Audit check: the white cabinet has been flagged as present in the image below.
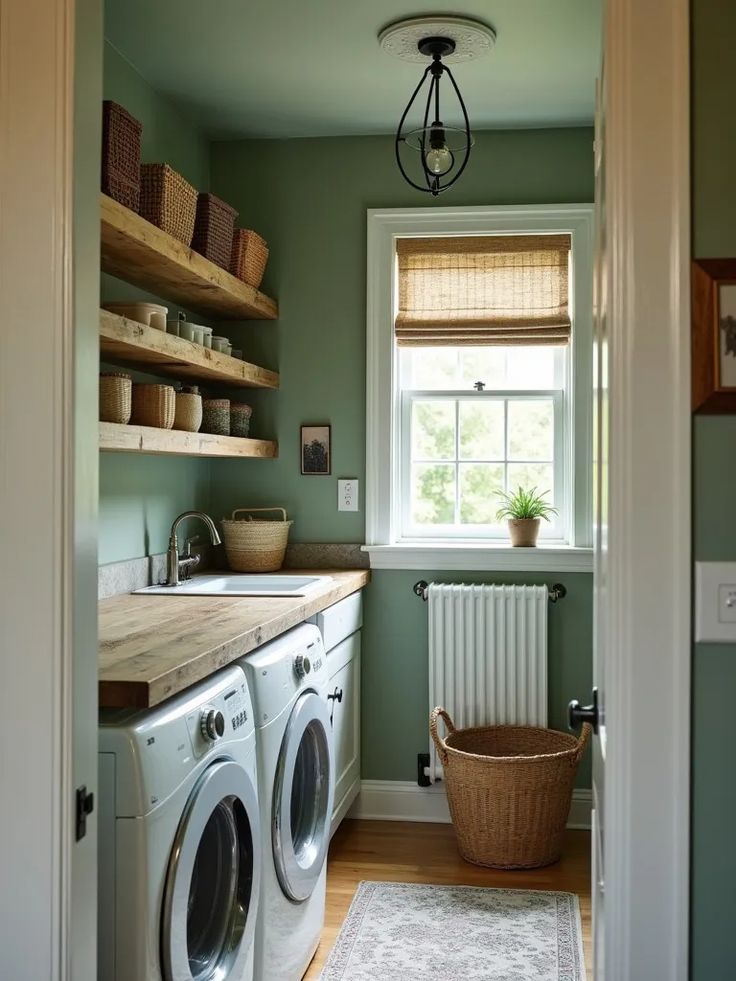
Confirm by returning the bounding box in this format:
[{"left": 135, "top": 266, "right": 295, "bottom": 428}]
[{"left": 309, "top": 591, "right": 362, "bottom": 837}]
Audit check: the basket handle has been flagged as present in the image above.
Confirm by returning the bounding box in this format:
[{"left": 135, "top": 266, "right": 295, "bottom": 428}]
[
  {"left": 573, "top": 722, "right": 593, "bottom": 764},
  {"left": 231, "top": 507, "right": 288, "bottom": 522},
  {"left": 429, "top": 707, "right": 456, "bottom": 767}
]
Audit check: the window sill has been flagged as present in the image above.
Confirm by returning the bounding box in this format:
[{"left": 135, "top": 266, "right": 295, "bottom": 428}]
[{"left": 362, "top": 543, "right": 594, "bottom": 573}]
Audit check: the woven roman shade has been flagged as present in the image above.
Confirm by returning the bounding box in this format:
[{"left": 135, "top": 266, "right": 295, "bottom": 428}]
[{"left": 395, "top": 234, "right": 572, "bottom": 346}]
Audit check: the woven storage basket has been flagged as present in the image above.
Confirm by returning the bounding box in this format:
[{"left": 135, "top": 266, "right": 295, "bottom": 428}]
[
  {"left": 99, "top": 372, "right": 132, "bottom": 424},
  {"left": 173, "top": 391, "right": 202, "bottom": 433},
  {"left": 192, "top": 193, "right": 238, "bottom": 269},
  {"left": 230, "top": 229, "right": 269, "bottom": 288},
  {"left": 131, "top": 384, "right": 175, "bottom": 430},
  {"left": 101, "top": 101, "right": 142, "bottom": 211},
  {"left": 221, "top": 508, "right": 292, "bottom": 572},
  {"left": 430, "top": 707, "right": 591, "bottom": 870},
  {"left": 139, "top": 164, "right": 197, "bottom": 245}
]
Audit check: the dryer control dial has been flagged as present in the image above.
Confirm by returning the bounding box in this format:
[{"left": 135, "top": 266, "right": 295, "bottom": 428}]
[
  {"left": 200, "top": 708, "right": 225, "bottom": 742},
  {"left": 294, "top": 654, "right": 311, "bottom": 679}
]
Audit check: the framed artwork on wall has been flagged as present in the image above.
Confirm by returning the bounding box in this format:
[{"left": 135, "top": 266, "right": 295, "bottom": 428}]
[
  {"left": 692, "top": 258, "right": 736, "bottom": 412},
  {"left": 301, "top": 424, "right": 331, "bottom": 475}
]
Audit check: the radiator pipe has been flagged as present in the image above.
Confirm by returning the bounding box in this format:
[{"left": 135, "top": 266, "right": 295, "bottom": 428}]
[{"left": 413, "top": 580, "right": 567, "bottom": 603}]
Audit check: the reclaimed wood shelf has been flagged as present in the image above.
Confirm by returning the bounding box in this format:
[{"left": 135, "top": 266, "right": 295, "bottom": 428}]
[
  {"left": 100, "top": 193, "right": 278, "bottom": 321},
  {"left": 99, "top": 309, "right": 279, "bottom": 389},
  {"left": 99, "top": 422, "right": 278, "bottom": 459}
]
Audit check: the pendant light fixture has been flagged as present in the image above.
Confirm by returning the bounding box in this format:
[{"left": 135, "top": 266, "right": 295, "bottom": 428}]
[{"left": 379, "top": 16, "right": 496, "bottom": 197}]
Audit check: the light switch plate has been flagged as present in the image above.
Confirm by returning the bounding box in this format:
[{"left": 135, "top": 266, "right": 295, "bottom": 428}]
[
  {"left": 338, "top": 479, "right": 359, "bottom": 512},
  {"left": 695, "top": 562, "right": 736, "bottom": 642}
]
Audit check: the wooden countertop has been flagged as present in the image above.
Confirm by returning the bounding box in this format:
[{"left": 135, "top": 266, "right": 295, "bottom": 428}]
[{"left": 98, "top": 569, "right": 370, "bottom": 709}]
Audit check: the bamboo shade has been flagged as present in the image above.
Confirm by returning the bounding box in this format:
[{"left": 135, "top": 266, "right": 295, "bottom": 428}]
[{"left": 395, "top": 234, "right": 572, "bottom": 346}]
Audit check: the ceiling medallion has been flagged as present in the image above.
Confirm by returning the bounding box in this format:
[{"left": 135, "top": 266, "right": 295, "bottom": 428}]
[{"left": 378, "top": 16, "right": 496, "bottom": 197}]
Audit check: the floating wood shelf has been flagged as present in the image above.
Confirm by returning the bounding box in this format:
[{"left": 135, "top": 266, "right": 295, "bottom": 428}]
[
  {"left": 99, "top": 309, "right": 279, "bottom": 389},
  {"left": 100, "top": 194, "right": 278, "bottom": 321},
  {"left": 99, "top": 422, "right": 278, "bottom": 459}
]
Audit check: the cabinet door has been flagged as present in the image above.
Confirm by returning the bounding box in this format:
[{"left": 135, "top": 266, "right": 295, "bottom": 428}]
[{"left": 327, "top": 633, "right": 361, "bottom": 836}]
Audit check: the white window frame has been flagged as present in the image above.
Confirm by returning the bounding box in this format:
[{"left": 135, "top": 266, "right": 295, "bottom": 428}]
[{"left": 364, "top": 203, "right": 594, "bottom": 572}]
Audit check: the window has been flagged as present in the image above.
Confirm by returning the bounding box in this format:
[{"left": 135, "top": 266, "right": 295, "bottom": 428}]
[{"left": 365, "top": 205, "right": 594, "bottom": 571}]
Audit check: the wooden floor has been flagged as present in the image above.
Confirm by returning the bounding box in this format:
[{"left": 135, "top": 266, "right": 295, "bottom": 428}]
[{"left": 304, "top": 819, "right": 591, "bottom": 979}]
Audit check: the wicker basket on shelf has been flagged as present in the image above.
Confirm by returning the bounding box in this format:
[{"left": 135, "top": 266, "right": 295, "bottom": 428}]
[
  {"left": 221, "top": 508, "right": 292, "bottom": 572},
  {"left": 101, "top": 101, "right": 142, "bottom": 211},
  {"left": 139, "top": 164, "right": 197, "bottom": 245},
  {"left": 192, "top": 193, "right": 238, "bottom": 269},
  {"left": 430, "top": 707, "right": 591, "bottom": 870},
  {"left": 173, "top": 389, "right": 202, "bottom": 433},
  {"left": 131, "top": 383, "right": 176, "bottom": 429},
  {"left": 99, "top": 372, "right": 132, "bottom": 424},
  {"left": 230, "top": 229, "right": 269, "bottom": 288}
]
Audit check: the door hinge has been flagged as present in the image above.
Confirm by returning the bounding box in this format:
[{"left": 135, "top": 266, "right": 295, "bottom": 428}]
[
  {"left": 417, "top": 752, "right": 431, "bottom": 787},
  {"left": 76, "top": 785, "right": 94, "bottom": 841}
]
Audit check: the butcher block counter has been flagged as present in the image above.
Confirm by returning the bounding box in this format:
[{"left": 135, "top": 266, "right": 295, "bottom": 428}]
[{"left": 98, "top": 569, "right": 369, "bottom": 709}]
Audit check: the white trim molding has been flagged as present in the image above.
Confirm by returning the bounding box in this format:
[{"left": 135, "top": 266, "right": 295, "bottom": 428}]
[
  {"left": 366, "top": 204, "right": 594, "bottom": 561},
  {"left": 363, "top": 543, "right": 593, "bottom": 573},
  {"left": 350, "top": 780, "right": 592, "bottom": 830}
]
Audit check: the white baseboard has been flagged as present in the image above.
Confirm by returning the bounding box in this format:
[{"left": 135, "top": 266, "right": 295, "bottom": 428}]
[{"left": 349, "top": 780, "right": 592, "bottom": 830}]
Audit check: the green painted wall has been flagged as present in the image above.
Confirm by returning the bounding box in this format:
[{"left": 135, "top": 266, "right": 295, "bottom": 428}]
[
  {"left": 690, "top": 4, "right": 736, "bottom": 978},
  {"left": 99, "top": 42, "right": 212, "bottom": 564},
  {"left": 207, "top": 130, "right": 595, "bottom": 783}
]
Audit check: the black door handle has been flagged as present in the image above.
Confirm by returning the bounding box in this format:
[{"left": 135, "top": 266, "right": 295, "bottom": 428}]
[
  {"left": 328, "top": 687, "right": 343, "bottom": 726},
  {"left": 568, "top": 687, "right": 600, "bottom": 733}
]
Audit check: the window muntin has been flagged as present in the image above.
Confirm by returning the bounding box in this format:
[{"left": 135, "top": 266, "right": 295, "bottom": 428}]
[{"left": 399, "top": 345, "right": 567, "bottom": 541}]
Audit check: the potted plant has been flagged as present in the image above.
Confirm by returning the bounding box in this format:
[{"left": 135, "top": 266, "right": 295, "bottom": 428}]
[{"left": 496, "top": 486, "right": 558, "bottom": 547}]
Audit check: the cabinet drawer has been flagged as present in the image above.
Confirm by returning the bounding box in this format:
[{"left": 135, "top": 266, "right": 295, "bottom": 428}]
[{"left": 312, "top": 591, "right": 363, "bottom": 652}]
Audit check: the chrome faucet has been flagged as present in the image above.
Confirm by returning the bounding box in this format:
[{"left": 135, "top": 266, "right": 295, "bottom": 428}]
[{"left": 166, "top": 511, "right": 222, "bottom": 586}]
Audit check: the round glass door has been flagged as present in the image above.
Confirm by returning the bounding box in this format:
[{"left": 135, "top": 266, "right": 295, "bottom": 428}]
[
  {"left": 162, "top": 759, "right": 261, "bottom": 981},
  {"left": 272, "top": 690, "right": 334, "bottom": 902}
]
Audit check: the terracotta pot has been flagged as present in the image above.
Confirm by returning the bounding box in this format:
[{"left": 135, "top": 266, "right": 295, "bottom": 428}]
[{"left": 508, "top": 518, "right": 541, "bottom": 547}]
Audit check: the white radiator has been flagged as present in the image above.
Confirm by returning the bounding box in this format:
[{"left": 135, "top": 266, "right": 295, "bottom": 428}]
[{"left": 427, "top": 583, "right": 549, "bottom": 781}]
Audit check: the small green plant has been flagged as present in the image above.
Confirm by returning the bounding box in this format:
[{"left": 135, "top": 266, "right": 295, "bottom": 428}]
[{"left": 496, "top": 486, "right": 558, "bottom": 522}]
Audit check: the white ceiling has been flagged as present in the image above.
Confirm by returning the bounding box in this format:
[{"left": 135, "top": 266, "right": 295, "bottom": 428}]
[{"left": 104, "top": 0, "right": 602, "bottom": 139}]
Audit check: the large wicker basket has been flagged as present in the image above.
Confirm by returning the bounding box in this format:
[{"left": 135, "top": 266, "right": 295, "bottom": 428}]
[
  {"left": 192, "top": 193, "right": 238, "bottom": 269},
  {"left": 221, "top": 508, "right": 292, "bottom": 572},
  {"left": 139, "top": 163, "right": 197, "bottom": 245},
  {"left": 101, "top": 101, "right": 142, "bottom": 211},
  {"left": 230, "top": 229, "right": 269, "bottom": 288},
  {"left": 430, "top": 707, "right": 591, "bottom": 870}
]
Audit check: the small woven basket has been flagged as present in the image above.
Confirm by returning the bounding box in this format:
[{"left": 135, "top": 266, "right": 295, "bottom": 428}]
[
  {"left": 192, "top": 193, "right": 238, "bottom": 269},
  {"left": 131, "top": 383, "right": 175, "bottom": 430},
  {"left": 99, "top": 372, "right": 132, "bottom": 424},
  {"left": 201, "top": 398, "right": 231, "bottom": 436},
  {"left": 230, "top": 229, "right": 269, "bottom": 288},
  {"left": 230, "top": 402, "right": 253, "bottom": 438},
  {"left": 101, "top": 101, "right": 142, "bottom": 211},
  {"left": 430, "top": 707, "right": 591, "bottom": 870},
  {"left": 139, "top": 164, "right": 197, "bottom": 245},
  {"left": 221, "top": 508, "right": 292, "bottom": 572},
  {"left": 173, "top": 391, "right": 202, "bottom": 433}
]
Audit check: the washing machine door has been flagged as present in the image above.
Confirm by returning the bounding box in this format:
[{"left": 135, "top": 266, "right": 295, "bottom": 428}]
[
  {"left": 161, "top": 758, "right": 261, "bottom": 981},
  {"left": 272, "top": 689, "right": 334, "bottom": 902}
]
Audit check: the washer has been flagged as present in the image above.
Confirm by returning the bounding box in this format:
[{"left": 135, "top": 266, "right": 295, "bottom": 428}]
[
  {"left": 238, "top": 623, "right": 334, "bottom": 981},
  {"left": 97, "top": 664, "right": 261, "bottom": 981}
]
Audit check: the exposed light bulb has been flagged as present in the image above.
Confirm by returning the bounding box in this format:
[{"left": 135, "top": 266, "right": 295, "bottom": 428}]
[{"left": 425, "top": 145, "right": 453, "bottom": 175}]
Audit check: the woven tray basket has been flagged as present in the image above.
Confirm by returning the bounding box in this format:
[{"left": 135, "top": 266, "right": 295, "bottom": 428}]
[
  {"left": 230, "top": 229, "right": 269, "bottom": 288},
  {"left": 430, "top": 707, "right": 591, "bottom": 870},
  {"left": 131, "top": 383, "right": 175, "bottom": 430},
  {"left": 192, "top": 193, "right": 238, "bottom": 269},
  {"left": 101, "top": 101, "right": 142, "bottom": 211},
  {"left": 139, "top": 164, "right": 197, "bottom": 245},
  {"left": 99, "top": 372, "right": 132, "bottom": 424},
  {"left": 221, "top": 508, "right": 292, "bottom": 572}
]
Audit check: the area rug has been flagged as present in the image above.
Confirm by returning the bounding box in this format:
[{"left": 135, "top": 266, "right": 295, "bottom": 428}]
[{"left": 319, "top": 881, "right": 586, "bottom": 981}]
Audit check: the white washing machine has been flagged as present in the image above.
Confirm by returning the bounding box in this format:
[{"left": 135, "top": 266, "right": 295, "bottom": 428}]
[
  {"left": 238, "top": 623, "right": 334, "bottom": 981},
  {"left": 98, "top": 664, "right": 261, "bottom": 981}
]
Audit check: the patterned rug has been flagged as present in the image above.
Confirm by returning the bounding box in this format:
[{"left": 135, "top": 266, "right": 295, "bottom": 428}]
[{"left": 319, "top": 881, "right": 586, "bottom": 981}]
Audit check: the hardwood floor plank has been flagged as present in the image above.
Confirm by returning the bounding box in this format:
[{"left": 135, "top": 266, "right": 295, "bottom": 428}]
[{"left": 304, "top": 819, "right": 591, "bottom": 979}]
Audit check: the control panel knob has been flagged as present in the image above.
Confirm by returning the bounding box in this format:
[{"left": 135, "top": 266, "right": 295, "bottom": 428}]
[
  {"left": 294, "top": 654, "right": 311, "bottom": 679},
  {"left": 200, "top": 708, "right": 225, "bottom": 742}
]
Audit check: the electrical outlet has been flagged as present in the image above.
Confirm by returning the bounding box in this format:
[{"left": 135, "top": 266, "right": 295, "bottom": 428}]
[{"left": 338, "top": 479, "right": 359, "bottom": 512}]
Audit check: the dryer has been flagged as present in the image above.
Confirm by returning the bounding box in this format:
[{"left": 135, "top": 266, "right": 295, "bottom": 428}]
[
  {"left": 238, "top": 623, "right": 334, "bottom": 981},
  {"left": 98, "top": 664, "right": 261, "bottom": 981}
]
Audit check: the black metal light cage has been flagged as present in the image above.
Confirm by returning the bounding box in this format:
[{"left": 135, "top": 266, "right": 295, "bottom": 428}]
[{"left": 395, "top": 37, "right": 472, "bottom": 197}]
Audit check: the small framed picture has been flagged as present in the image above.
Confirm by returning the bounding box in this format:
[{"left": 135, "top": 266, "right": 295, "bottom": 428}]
[
  {"left": 301, "top": 424, "right": 331, "bottom": 475},
  {"left": 693, "top": 259, "right": 736, "bottom": 412}
]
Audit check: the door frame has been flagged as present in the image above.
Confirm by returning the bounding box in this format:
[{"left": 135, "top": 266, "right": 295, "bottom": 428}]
[{"left": 603, "top": 0, "right": 690, "bottom": 977}]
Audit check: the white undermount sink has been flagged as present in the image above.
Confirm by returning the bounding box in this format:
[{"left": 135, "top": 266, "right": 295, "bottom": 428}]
[{"left": 134, "top": 574, "right": 332, "bottom": 598}]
